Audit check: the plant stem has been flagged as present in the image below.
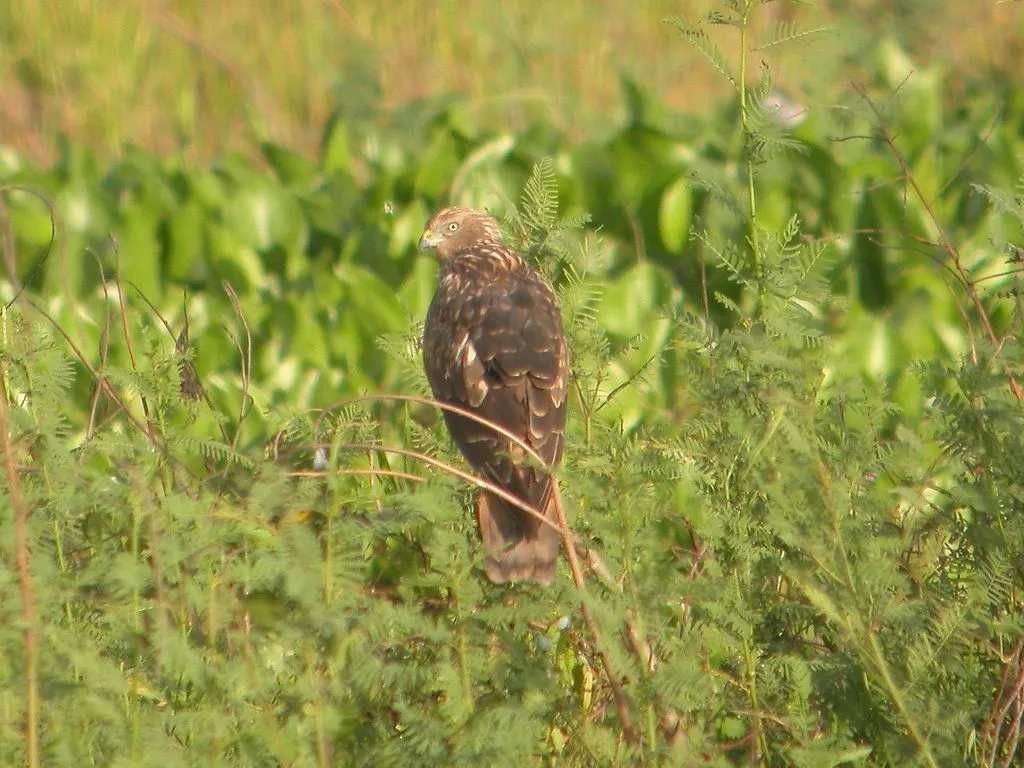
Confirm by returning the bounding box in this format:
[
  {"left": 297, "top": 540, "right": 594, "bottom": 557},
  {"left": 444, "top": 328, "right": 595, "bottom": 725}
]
[
  {"left": 0, "top": 368, "right": 40, "bottom": 768},
  {"left": 550, "top": 482, "right": 638, "bottom": 744},
  {"left": 744, "top": 639, "right": 769, "bottom": 766},
  {"left": 454, "top": 594, "right": 475, "bottom": 717},
  {"left": 739, "top": 3, "right": 759, "bottom": 270},
  {"left": 866, "top": 633, "right": 940, "bottom": 768},
  {"left": 853, "top": 82, "right": 1023, "bottom": 399},
  {"left": 820, "top": 461, "right": 940, "bottom": 768}
]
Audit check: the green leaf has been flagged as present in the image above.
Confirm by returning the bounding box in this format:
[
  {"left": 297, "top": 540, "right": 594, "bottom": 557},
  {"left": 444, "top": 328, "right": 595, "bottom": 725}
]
[
  {"left": 831, "top": 746, "right": 873, "bottom": 765},
  {"left": 322, "top": 117, "right": 353, "bottom": 175},
  {"left": 166, "top": 198, "right": 205, "bottom": 282},
  {"left": 659, "top": 176, "right": 693, "bottom": 252},
  {"left": 666, "top": 19, "right": 736, "bottom": 89},
  {"left": 415, "top": 128, "right": 460, "bottom": 198},
  {"left": 755, "top": 22, "right": 831, "bottom": 51},
  {"left": 224, "top": 183, "right": 307, "bottom": 253},
  {"left": 599, "top": 262, "right": 673, "bottom": 337},
  {"left": 852, "top": 190, "right": 891, "bottom": 310},
  {"left": 117, "top": 200, "right": 162, "bottom": 303},
  {"left": 719, "top": 716, "right": 746, "bottom": 740},
  {"left": 7, "top": 187, "right": 58, "bottom": 247},
  {"left": 262, "top": 142, "right": 317, "bottom": 186},
  {"left": 520, "top": 156, "right": 559, "bottom": 233},
  {"left": 208, "top": 223, "right": 266, "bottom": 293},
  {"left": 389, "top": 200, "right": 429, "bottom": 260}
]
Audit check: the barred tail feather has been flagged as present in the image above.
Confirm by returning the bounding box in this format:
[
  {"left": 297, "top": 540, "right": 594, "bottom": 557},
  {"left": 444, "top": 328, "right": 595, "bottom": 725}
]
[{"left": 475, "top": 490, "right": 560, "bottom": 585}]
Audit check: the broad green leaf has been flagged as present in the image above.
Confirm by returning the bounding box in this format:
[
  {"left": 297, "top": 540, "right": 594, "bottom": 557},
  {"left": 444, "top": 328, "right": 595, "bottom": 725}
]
[
  {"left": 224, "top": 183, "right": 307, "bottom": 254},
  {"left": 208, "top": 223, "right": 266, "bottom": 294},
  {"left": 599, "top": 261, "right": 674, "bottom": 336},
  {"left": 322, "top": 117, "right": 353, "bottom": 174},
  {"left": 166, "top": 198, "right": 205, "bottom": 282},
  {"left": 414, "top": 128, "right": 460, "bottom": 198},
  {"left": 389, "top": 200, "right": 429, "bottom": 260},
  {"left": 262, "top": 142, "right": 317, "bottom": 186},
  {"left": 658, "top": 176, "right": 692, "bottom": 253},
  {"left": 116, "top": 200, "right": 162, "bottom": 303}
]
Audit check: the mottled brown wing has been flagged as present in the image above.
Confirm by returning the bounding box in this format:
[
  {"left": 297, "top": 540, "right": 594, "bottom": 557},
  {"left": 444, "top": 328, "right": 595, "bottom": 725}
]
[{"left": 424, "top": 266, "right": 568, "bottom": 532}]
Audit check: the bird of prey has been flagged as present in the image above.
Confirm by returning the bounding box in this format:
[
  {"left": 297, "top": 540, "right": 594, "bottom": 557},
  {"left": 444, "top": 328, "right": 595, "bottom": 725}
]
[{"left": 419, "top": 206, "right": 568, "bottom": 585}]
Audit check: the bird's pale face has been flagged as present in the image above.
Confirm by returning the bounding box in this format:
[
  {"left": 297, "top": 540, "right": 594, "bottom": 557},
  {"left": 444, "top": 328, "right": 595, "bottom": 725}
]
[{"left": 419, "top": 207, "right": 502, "bottom": 259}]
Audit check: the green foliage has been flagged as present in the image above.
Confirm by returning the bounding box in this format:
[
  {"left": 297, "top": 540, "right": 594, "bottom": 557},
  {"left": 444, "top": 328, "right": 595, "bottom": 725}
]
[{"left": 2, "top": 3, "right": 1024, "bottom": 766}]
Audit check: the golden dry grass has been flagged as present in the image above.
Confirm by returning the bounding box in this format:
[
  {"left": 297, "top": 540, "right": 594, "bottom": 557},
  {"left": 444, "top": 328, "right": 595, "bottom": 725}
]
[{"left": 1, "top": 0, "right": 1021, "bottom": 163}]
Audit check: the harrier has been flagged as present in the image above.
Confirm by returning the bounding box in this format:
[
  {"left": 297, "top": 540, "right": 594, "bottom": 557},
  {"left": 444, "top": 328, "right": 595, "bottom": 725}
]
[{"left": 419, "top": 207, "right": 568, "bottom": 585}]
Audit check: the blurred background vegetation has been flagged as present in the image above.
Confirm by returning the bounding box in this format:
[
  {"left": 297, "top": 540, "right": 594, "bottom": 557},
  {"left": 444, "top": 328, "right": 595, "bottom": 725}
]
[
  {"left": 1, "top": 0, "right": 1023, "bottom": 428},
  {"left": 1, "top": 1, "right": 1021, "bottom": 163}
]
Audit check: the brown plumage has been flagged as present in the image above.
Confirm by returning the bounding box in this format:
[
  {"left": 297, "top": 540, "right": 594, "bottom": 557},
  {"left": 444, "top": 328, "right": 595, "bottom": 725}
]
[{"left": 419, "top": 206, "right": 568, "bottom": 585}]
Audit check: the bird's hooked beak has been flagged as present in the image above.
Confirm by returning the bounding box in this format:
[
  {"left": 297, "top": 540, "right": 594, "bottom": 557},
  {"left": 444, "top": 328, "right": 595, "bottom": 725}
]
[{"left": 418, "top": 229, "right": 443, "bottom": 251}]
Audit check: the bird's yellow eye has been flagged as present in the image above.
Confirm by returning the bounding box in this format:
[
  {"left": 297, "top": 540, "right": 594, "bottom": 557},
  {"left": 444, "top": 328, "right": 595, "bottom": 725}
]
[{"left": 447, "top": 222, "right": 459, "bottom": 232}]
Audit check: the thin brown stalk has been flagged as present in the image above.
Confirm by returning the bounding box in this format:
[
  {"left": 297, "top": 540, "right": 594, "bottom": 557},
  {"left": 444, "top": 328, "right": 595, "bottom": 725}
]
[
  {"left": 975, "top": 268, "right": 1024, "bottom": 284},
  {"left": 550, "top": 482, "right": 638, "bottom": 743},
  {"left": 113, "top": 243, "right": 155, "bottom": 428},
  {"left": 223, "top": 282, "right": 253, "bottom": 450},
  {"left": 147, "top": 496, "right": 169, "bottom": 669},
  {"left": 312, "top": 393, "right": 549, "bottom": 469},
  {"left": 624, "top": 612, "right": 684, "bottom": 744},
  {"left": 24, "top": 299, "right": 195, "bottom": 477},
  {"left": 317, "top": 393, "right": 682, "bottom": 745},
  {"left": 853, "top": 83, "right": 1021, "bottom": 399},
  {"left": 128, "top": 284, "right": 230, "bottom": 443},
  {"left": 938, "top": 103, "right": 1003, "bottom": 195},
  {"left": 697, "top": 236, "right": 710, "bottom": 327},
  {"left": 0, "top": 196, "right": 19, "bottom": 292},
  {"left": 320, "top": 421, "right": 645, "bottom": 742},
  {"left": 122, "top": 282, "right": 174, "bottom": 338},
  {"left": 329, "top": 442, "right": 561, "bottom": 534},
  {"left": 86, "top": 250, "right": 113, "bottom": 438},
  {"left": 289, "top": 467, "right": 426, "bottom": 484},
  {"left": 1, "top": 186, "right": 56, "bottom": 312},
  {"left": 626, "top": 208, "right": 647, "bottom": 263},
  {"left": 0, "top": 367, "right": 40, "bottom": 768},
  {"left": 1002, "top": 692, "right": 1024, "bottom": 768},
  {"left": 847, "top": 99, "right": 967, "bottom": 301},
  {"left": 596, "top": 354, "right": 657, "bottom": 413},
  {"left": 307, "top": 400, "right": 611, "bottom": 572},
  {"left": 984, "top": 640, "right": 1024, "bottom": 768}
]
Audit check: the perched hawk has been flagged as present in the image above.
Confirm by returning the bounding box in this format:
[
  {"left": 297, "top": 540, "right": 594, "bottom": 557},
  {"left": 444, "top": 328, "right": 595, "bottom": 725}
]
[{"left": 419, "top": 207, "right": 569, "bottom": 585}]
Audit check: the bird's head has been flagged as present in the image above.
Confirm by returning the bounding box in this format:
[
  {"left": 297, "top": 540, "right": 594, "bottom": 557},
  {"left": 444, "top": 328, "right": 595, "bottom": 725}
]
[{"left": 419, "top": 206, "right": 503, "bottom": 259}]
